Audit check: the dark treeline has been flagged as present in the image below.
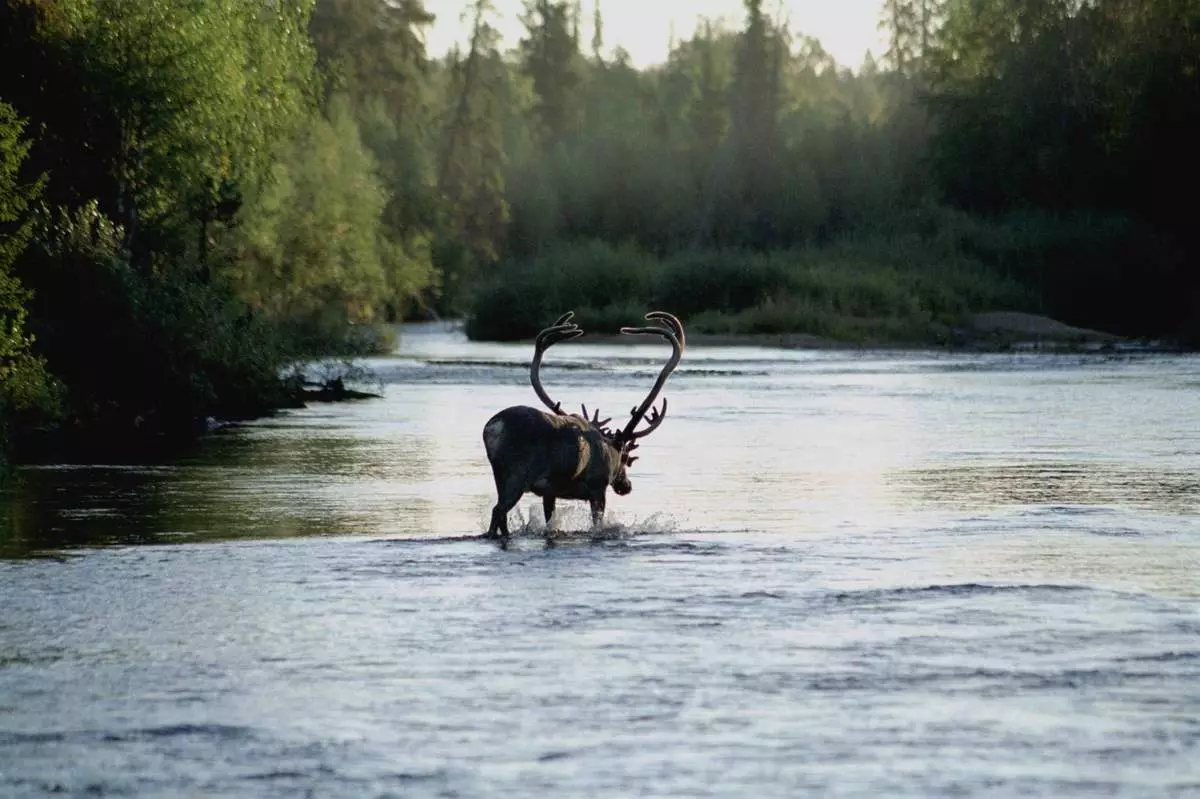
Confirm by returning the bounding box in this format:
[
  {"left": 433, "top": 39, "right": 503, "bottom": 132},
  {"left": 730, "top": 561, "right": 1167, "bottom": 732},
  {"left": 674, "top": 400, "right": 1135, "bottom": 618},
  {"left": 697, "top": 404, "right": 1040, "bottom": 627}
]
[
  {"left": 457, "top": 0, "right": 1199, "bottom": 341},
  {"left": 1, "top": 0, "right": 1197, "bottom": 462}
]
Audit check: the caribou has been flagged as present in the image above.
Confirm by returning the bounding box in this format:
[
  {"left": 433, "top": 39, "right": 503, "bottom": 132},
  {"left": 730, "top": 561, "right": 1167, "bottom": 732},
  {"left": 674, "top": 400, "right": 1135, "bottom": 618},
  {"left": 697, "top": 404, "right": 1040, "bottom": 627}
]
[{"left": 481, "top": 311, "right": 685, "bottom": 538}]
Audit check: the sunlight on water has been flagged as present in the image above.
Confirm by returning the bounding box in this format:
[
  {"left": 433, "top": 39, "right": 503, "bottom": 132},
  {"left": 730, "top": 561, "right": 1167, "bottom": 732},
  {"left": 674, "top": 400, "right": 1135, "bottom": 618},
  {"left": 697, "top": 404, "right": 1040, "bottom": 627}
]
[
  {"left": 4, "top": 322, "right": 1199, "bottom": 583},
  {"left": 2, "top": 322, "right": 1198, "bottom": 798}
]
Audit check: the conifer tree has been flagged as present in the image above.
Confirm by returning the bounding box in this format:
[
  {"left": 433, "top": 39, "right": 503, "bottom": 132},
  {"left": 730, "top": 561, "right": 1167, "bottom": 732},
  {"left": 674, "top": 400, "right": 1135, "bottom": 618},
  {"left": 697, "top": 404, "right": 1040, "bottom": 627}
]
[{"left": 519, "top": 1, "right": 583, "bottom": 147}]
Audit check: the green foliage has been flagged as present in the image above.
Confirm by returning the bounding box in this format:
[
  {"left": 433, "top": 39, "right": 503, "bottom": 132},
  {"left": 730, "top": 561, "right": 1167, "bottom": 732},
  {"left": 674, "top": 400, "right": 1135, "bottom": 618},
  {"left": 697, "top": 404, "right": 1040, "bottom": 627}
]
[
  {"left": 880, "top": 0, "right": 944, "bottom": 77},
  {"left": 0, "top": 0, "right": 334, "bottom": 461},
  {"left": 309, "top": 0, "right": 440, "bottom": 280},
  {"left": 3, "top": 0, "right": 1199, "bottom": 466},
  {"left": 653, "top": 251, "right": 796, "bottom": 317},
  {"left": 227, "top": 95, "right": 432, "bottom": 331},
  {"left": 465, "top": 241, "right": 657, "bottom": 339},
  {"left": 466, "top": 237, "right": 1034, "bottom": 343},
  {"left": 465, "top": 0, "right": 1199, "bottom": 343},
  {"left": 0, "top": 104, "right": 38, "bottom": 363},
  {"left": 0, "top": 102, "right": 55, "bottom": 457},
  {"left": 926, "top": 0, "right": 1200, "bottom": 225},
  {"left": 20, "top": 202, "right": 290, "bottom": 450},
  {"left": 0, "top": 103, "right": 42, "bottom": 266},
  {"left": 434, "top": 1, "right": 513, "bottom": 313},
  {"left": 942, "top": 209, "right": 1187, "bottom": 337},
  {"left": 519, "top": 1, "right": 584, "bottom": 146},
  {"left": 498, "top": 10, "right": 924, "bottom": 256},
  {"left": 310, "top": 0, "right": 434, "bottom": 112},
  {"left": 11, "top": 0, "right": 318, "bottom": 251}
]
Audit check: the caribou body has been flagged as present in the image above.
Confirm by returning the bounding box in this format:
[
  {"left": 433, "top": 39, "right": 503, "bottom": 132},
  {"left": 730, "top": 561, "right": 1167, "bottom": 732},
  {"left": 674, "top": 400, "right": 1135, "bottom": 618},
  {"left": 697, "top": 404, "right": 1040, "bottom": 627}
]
[{"left": 482, "top": 311, "right": 685, "bottom": 537}]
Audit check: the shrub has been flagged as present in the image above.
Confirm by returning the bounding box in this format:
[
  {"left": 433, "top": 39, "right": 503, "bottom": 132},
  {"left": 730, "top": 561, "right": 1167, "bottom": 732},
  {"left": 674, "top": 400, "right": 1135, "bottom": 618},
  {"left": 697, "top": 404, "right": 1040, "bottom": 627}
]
[
  {"left": 651, "top": 250, "right": 795, "bottom": 317},
  {"left": 1, "top": 101, "right": 54, "bottom": 463},
  {"left": 13, "top": 203, "right": 292, "bottom": 456},
  {"left": 467, "top": 216, "right": 1146, "bottom": 346},
  {"left": 465, "top": 241, "right": 658, "bottom": 339}
]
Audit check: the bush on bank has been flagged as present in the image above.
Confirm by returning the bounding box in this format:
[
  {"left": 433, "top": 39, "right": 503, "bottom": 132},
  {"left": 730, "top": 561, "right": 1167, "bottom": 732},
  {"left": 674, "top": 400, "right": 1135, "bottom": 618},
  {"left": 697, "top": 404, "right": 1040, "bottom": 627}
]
[
  {"left": 465, "top": 232, "right": 1032, "bottom": 344},
  {"left": 465, "top": 207, "right": 1187, "bottom": 346}
]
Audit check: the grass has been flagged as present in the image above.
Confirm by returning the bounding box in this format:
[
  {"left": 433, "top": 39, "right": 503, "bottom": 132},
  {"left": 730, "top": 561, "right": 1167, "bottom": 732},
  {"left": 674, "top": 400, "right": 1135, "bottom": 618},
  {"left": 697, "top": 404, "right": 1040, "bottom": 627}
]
[
  {"left": 466, "top": 206, "right": 1194, "bottom": 346},
  {"left": 465, "top": 224, "right": 1039, "bottom": 345}
]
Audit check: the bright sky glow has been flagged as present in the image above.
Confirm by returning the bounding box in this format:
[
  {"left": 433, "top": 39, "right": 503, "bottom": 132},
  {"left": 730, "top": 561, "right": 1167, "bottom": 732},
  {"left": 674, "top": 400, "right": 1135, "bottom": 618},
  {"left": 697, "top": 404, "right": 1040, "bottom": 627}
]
[{"left": 425, "top": 0, "right": 888, "bottom": 71}]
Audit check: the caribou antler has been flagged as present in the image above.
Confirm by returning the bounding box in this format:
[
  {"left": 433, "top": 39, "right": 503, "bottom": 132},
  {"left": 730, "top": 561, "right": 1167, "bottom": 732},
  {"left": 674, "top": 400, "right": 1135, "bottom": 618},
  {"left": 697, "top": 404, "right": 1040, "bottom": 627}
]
[
  {"left": 615, "top": 311, "right": 684, "bottom": 448},
  {"left": 530, "top": 311, "right": 582, "bottom": 415},
  {"left": 482, "top": 310, "right": 685, "bottom": 538},
  {"left": 580, "top": 403, "right": 612, "bottom": 435},
  {"left": 628, "top": 397, "right": 668, "bottom": 440},
  {"left": 645, "top": 310, "right": 686, "bottom": 349}
]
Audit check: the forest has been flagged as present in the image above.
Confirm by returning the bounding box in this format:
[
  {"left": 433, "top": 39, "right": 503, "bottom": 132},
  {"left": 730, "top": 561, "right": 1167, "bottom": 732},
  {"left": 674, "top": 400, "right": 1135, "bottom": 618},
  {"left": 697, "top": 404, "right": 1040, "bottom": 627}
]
[{"left": 1, "top": 0, "right": 1197, "bottom": 463}]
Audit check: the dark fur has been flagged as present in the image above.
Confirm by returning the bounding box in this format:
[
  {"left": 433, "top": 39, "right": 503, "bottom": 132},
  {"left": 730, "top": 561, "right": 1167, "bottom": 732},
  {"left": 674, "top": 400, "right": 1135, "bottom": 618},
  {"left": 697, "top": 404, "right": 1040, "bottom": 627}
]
[{"left": 482, "top": 405, "right": 630, "bottom": 537}]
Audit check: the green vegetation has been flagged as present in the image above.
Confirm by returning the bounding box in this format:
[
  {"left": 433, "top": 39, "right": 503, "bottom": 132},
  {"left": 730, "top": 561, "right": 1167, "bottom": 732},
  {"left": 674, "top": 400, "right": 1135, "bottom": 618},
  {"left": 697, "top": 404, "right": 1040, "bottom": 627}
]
[
  {"left": 0, "top": 101, "right": 55, "bottom": 458},
  {"left": 0, "top": 0, "right": 433, "bottom": 462},
  {"left": 1, "top": 0, "right": 1197, "bottom": 465},
  {"left": 464, "top": 0, "right": 1197, "bottom": 344},
  {"left": 466, "top": 222, "right": 1039, "bottom": 343},
  {"left": 463, "top": 231, "right": 1036, "bottom": 340},
  {"left": 467, "top": 202, "right": 1170, "bottom": 343}
]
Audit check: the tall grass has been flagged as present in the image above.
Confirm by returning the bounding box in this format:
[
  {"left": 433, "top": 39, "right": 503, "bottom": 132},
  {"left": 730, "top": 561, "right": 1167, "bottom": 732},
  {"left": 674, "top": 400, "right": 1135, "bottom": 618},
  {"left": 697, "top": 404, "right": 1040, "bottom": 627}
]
[
  {"left": 467, "top": 206, "right": 1192, "bottom": 345},
  {"left": 466, "top": 222, "right": 1038, "bottom": 344}
]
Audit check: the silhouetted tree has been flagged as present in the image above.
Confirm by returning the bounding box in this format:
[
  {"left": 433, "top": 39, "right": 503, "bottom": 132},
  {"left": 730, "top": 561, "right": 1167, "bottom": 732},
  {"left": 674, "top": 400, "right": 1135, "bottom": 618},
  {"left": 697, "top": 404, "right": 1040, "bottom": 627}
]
[
  {"left": 519, "top": 0, "right": 584, "bottom": 147},
  {"left": 434, "top": 0, "right": 512, "bottom": 309}
]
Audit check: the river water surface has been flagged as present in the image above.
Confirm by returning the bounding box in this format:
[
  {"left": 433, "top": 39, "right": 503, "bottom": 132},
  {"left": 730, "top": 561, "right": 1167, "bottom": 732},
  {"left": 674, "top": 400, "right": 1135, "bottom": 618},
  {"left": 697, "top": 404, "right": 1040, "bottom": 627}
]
[{"left": 2, "top": 322, "right": 1198, "bottom": 797}]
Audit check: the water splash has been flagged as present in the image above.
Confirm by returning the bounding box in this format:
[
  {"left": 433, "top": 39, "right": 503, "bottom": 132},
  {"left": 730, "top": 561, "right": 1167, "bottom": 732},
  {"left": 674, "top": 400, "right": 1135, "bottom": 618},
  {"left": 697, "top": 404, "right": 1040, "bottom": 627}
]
[{"left": 473, "top": 502, "right": 683, "bottom": 543}]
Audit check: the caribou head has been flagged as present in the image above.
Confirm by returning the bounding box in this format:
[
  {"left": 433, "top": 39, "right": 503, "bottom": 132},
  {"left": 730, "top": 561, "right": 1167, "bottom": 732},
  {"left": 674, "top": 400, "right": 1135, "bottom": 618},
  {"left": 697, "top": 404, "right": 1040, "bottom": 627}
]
[{"left": 481, "top": 311, "right": 685, "bottom": 538}]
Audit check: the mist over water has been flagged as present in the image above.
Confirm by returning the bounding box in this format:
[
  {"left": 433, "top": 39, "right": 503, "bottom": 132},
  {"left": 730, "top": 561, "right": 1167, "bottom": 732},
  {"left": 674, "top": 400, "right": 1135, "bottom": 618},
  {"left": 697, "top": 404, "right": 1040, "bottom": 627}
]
[{"left": 2, "top": 322, "right": 1198, "bottom": 797}]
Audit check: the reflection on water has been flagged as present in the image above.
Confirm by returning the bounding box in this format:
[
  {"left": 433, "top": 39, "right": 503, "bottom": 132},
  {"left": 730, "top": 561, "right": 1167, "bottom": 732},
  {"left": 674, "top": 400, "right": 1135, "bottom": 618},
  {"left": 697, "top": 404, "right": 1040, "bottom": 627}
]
[
  {"left": 897, "top": 462, "right": 1200, "bottom": 515},
  {"left": 2, "top": 324, "right": 1199, "bottom": 798},
  {"left": 3, "top": 324, "right": 1199, "bottom": 566},
  {"left": 0, "top": 418, "right": 438, "bottom": 556}
]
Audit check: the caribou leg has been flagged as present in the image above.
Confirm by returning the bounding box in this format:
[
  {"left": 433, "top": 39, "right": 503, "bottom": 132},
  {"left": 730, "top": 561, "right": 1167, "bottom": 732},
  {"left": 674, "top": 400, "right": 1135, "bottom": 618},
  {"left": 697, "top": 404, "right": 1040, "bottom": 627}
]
[
  {"left": 589, "top": 495, "right": 606, "bottom": 529},
  {"left": 486, "top": 506, "right": 508, "bottom": 538},
  {"left": 487, "top": 470, "right": 526, "bottom": 538}
]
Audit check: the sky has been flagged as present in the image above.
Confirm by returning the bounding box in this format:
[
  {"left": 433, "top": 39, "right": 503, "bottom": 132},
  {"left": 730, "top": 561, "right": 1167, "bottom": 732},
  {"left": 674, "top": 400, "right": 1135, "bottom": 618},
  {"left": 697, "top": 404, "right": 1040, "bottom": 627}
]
[{"left": 425, "top": 0, "right": 889, "bottom": 71}]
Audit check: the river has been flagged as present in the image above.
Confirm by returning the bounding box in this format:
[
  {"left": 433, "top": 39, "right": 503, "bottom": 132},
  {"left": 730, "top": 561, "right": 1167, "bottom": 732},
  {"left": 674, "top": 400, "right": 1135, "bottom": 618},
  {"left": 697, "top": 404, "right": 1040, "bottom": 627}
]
[{"left": 1, "top": 321, "right": 1198, "bottom": 797}]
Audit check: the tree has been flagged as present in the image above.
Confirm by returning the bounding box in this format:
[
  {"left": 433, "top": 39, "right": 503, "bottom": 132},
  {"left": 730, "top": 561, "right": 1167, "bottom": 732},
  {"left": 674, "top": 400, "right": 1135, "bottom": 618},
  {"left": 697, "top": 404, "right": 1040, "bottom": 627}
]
[
  {"left": 880, "top": 0, "right": 944, "bottom": 78},
  {"left": 435, "top": 0, "right": 512, "bottom": 309},
  {"left": 591, "top": 0, "right": 605, "bottom": 64},
  {"left": 229, "top": 96, "right": 431, "bottom": 331},
  {"left": 0, "top": 102, "right": 52, "bottom": 436},
  {"left": 0, "top": 0, "right": 317, "bottom": 271},
  {"left": 690, "top": 20, "right": 731, "bottom": 161},
  {"left": 310, "top": 0, "right": 433, "bottom": 111},
  {"left": 925, "top": 0, "right": 1113, "bottom": 211},
  {"left": 716, "top": 0, "right": 787, "bottom": 247},
  {"left": 519, "top": 0, "right": 584, "bottom": 147},
  {"left": 309, "top": 0, "right": 439, "bottom": 267},
  {"left": 0, "top": 0, "right": 329, "bottom": 452}
]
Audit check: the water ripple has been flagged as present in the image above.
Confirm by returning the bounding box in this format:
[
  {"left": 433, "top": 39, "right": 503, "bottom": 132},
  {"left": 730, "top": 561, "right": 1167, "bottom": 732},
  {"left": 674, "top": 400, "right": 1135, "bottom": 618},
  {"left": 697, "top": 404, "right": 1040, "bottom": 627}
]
[{"left": 2, "top": 329, "right": 1198, "bottom": 797}]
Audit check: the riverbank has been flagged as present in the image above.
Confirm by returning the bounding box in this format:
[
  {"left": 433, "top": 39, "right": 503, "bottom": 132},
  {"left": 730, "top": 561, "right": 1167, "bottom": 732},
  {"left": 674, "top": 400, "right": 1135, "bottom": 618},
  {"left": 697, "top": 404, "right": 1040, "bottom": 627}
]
[
  {"left": 464, "top": 218, "right": 1197, "bottom": 352},
  {"left": 472, "top": 312, "right": 1183, "bottom": 354}
]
